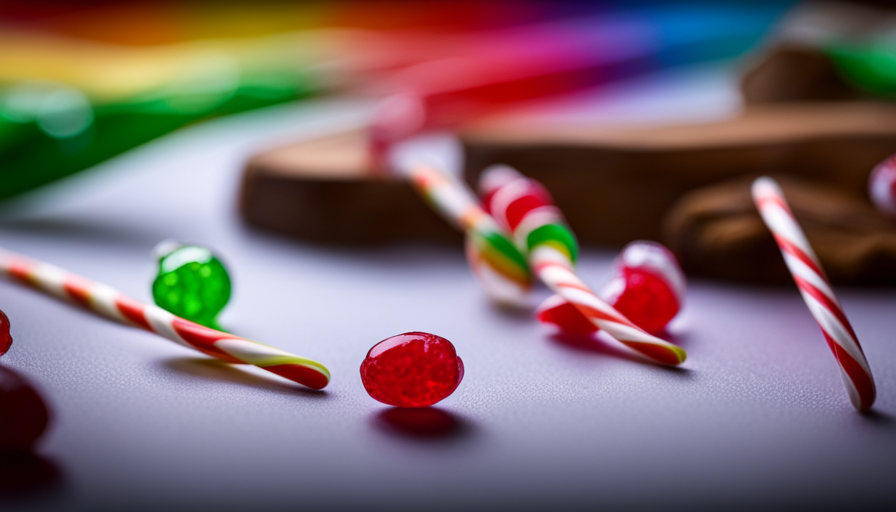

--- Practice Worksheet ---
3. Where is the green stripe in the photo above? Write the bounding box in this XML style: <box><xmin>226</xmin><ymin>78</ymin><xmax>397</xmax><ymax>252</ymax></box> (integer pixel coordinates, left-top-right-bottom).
<box><xmin>526</xmin><ymin>224</ymin><xmax>579</xmax><ymax>263</ymax></box>
<box><xmin>472</xmin><ymin>230</ymin><xmax>530</xmax><ymax>282</ymax></box>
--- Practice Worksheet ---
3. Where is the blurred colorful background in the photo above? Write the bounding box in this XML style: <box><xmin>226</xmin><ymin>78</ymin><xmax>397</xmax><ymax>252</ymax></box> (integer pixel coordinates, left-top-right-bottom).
<box><xmin>1</xmin><ymin>1</ymin><xmax>799</xmax><ymax>199</ymax></box>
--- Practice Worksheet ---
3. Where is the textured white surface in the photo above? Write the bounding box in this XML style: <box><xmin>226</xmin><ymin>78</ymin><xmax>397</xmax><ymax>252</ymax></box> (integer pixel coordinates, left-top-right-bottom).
<box><xmin>1</xmin><ymin>67</ymin><xmax>895</xmax><ymax>510</ymax></box>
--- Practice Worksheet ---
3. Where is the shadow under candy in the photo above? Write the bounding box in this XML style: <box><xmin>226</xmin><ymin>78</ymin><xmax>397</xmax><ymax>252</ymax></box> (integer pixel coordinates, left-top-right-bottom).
<box><xmin>857</xmin><ymin>409</ymin><xmax>896</xmax><ymax>429</ymax></box>
<box><xmin>0</xmin><ymin>451</ymin><xmax>65</xmax><ymax>501</ymax></box>
<box><xmin>373</xmin><ymin>407</ymin><xmax>477</xmax><ymax>443</ymax></box>
<box><xmin>549</xmin><ymin>331</ymin><xmax>695</xmax><ymax>375</ymax></box>
<box><xmin>159</xmin><ymin>357</ymin><xmax>330</xmax><ymax>398</ymax></box>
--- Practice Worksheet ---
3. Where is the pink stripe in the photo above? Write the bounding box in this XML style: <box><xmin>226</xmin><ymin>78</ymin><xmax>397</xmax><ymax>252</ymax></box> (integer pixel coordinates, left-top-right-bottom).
<box><xmin>757</xmin><ymin>194</ymin><xmax>793</xmax><ymax>216</ymax></box>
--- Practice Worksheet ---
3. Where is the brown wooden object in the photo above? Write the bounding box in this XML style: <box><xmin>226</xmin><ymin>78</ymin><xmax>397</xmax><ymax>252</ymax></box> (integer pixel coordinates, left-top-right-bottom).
<box><xmin>662</xmin><ymin>175</ymin><xmax>896</xmax><ymax>285</ymax></box>
<box><xmin>240</xmin><ymin>103</ymin><xmax>896</xmax><ymax>254</ymax></box>
<box><xmin>239</xmin><ymin>130</ymin><xmax>460</xmax><ymax>245</ymax></box>
<box><xmin>740</xmin><ymin>45</ymin><xmax>861</xmax><ymax>104</ymax></box>
<box><xmin>461</xmin><ymin>102</ymin><xmax>896</xmax><ymax>247</ymax></box>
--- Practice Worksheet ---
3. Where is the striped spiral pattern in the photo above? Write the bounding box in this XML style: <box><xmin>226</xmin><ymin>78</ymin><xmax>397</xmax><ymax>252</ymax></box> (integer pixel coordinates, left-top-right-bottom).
<box><xmin>752</xmin><ymin>177</ymin><xmax>876</xmax><ymax>411</ymax></box>
<box><xmin>0</xmin><ymin>248</ymin><xmax>330</xmax><ymax>390</ymax></box>
<box><xmin>480</xmin><ymin>165</ymin><xmax>686</xmax><ymax>365</ymax></box>
<box><xmin>406</xmin><ymin>164</ymin><xmax>531</xmax><ymax>306</ymax></box>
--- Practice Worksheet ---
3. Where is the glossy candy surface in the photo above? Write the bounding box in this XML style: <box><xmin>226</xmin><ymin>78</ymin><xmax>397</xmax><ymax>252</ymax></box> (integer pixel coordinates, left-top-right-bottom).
<box><xmin>360</xmin><ymin>332</ymin><xmax>464</xmax><ymax>408</ymax></box>
<box><xmin>537</xmin><ymin>241</ymin><xmax>685</xmax><ymax>336</ymax></box>
<box><xmin>603</xmin><ymin>269</ymin><xmax>680</xmax><ymax>335</ymax></box>
<box><xmin>869</xmin><ymin>153</ymin><xmax>896</xmax><ymax>218</ymax></box>
<box><xmin>152</xmin><ymin>243</ymin><xmax>231</xmax><ymax>330</ymax></box>
<box><xmin>0</xmin><ymin>310</ymin><xmax>11</xmax><ymax>357</ymax></box>
<box><xmin>0</xmin><ymin>366</ymin><xmax>50</xmax><ymax>452</ymax></box>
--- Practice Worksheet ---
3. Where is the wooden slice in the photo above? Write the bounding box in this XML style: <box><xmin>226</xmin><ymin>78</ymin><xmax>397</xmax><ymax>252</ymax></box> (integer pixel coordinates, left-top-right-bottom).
<box><xmin>239</xmin><ymin>129</ymin><xmax>460</xmax><ymax>245</ymax></box>
<box><xmin>240</xmin><ymin>102</ymin><xmax>896</xmax><ymax>251</ymax></box>
<box><xmin>461</xmin><ymin>102</ymin><xmax>896</xmax><ymax>246</ymax></box>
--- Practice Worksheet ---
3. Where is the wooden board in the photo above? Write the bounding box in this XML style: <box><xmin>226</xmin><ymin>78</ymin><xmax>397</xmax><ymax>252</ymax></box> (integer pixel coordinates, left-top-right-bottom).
<box><xmin>241</xmin><ymin>102</ymin><xmax>896</xmax><ymax>249</ymax></box>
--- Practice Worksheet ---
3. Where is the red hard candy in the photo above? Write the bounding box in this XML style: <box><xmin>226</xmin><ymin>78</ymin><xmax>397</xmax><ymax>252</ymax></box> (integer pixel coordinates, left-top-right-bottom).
<box><xmin>869</xmin><ymin>153</ymin><xmax>896</xmax><ymax>217</ymax></box>
<box><xmin>0</xmin><ymin>366</ymin><xmax>50</xmax><ymax>452</ymax></box>
<box><xmin>0</xmin><ymin>310</ymin><xmax>11</xmax><ymax>357</ymax></box>
<box><xmin>604</xmin><ymin>269</ymin><xmax>680</xmax><ymax>335</ymax></box>
<box><xmin>360</xmin><ymin>332</ymin><xmax>464</xmax><ymax>408</ymax></box>
<box><xmin>537</xmin><ymin>241</ymin><xmax>685</xmax><ymax>337</ymax></box>
<box><xmin>536</xmin><ymin>294</ymin><xmax>598</xmax><ymax>337</ymax></box>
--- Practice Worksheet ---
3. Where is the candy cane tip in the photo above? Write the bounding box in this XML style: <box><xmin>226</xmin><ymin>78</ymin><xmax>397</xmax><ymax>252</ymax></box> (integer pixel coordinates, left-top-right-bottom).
<box><xmin>751</xmin><ymin>176</ymin><xmax>781</xmax><ymax>200</ymax></box>
<box><xmin>627</xmin><ymin>341</ymin><xmax>687</xmax><ymax>366</ymax></box>
<box><xmin>480</xmin><ymin>164</ymin><xmax>523</xmax><ymax>195</ymax></box>
<box><xmin>665</xmin><ymin>345</ymin><xmax>687</xmax><ymax>366</ymax></box>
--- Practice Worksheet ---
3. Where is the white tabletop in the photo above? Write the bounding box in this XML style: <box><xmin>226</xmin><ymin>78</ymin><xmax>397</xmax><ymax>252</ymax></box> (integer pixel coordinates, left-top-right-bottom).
<box><xmin>2</xmin><ymin>64</ymin><xmax>895</xmax><ymax>510</ymax></box>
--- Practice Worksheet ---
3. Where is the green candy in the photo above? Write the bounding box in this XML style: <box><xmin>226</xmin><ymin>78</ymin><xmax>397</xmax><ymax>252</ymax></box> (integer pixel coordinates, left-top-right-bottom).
<box><xmin>0</xmin><ymin>69</ymin><xmax>318</xmax><ymax>202</ymax></box>
<box><xmin>827</xmin><ymin>43</ymin><xmax>896</xmax><ymax>97</ymax></box>
<box><xmin>152</xmin><ymin>242</ymin><xmax>231</xmax><ymax>330</ymax></box>
<box><xmin>526</xmin><ymin>223</ymin><xmax>579</xmax><ymax>263</ymax></box>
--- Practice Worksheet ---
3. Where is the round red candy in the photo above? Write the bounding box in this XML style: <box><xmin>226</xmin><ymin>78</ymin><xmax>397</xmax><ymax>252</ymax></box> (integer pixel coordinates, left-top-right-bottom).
<box><xmin>0</xmin><ymin>309</ymin><xmax>11</xmax><ymax>357</ymax></box>
<box><xmin>0</xmin><ymin>366</ymin><xmax>51</xmax><ymax>452</ymax></box>
<box><xmin>869</xmin><ymin>153</ymin><xmax>896</xmax><ymax>217</ymax></box>
<box><xmin>360</xmin><ymin>332</ymin><xmax>464</xmax><ymax>408</ymax></box>
<box><xmin>536</xmin><ymin>294</ymin><xmax>598</xmax><ymax>337</ymax></box>
<box><xmin>606</xmin><ymin>268</ymin><xmax>680</xmax><ymax>335</ymax></box>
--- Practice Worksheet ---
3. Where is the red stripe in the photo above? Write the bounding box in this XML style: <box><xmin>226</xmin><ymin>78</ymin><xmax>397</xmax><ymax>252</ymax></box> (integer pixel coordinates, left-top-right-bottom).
<box><xmin>63</xmin><ymin>275</ymin><xmax>93</xmax><ymax>308</ymax></box>
<box><xmin>822</xmin><ymin>331</ymin><xmax>875</xmax><ymax>410</ymax></box>
<box><xmin>794</xmin><ymin>276</ymin><xmax>859</xmax><ymax>344</ymax></box>
<box><xmin>506</xmin><ymin>193</ymin><xmax>550</xmax><ymax>231</ymax></box>
<box><xmin>555</xmin><ymin>281</ymin><xmax>590</xmax><ymax>293</ymax></box>
<box><xmin>575</xmin><ymin>303</ymin><xmax>628</xmax><ymax>326</ymax></box>
<box><xmin>774</xmin><ymin>235</ymin><xmax>825</xmax><ymax>280</ymax></box>
<box><xmin>115</xmin><ymin>296</ymin><xmax>153</xmax><ymax>331</ymax></box>
<box><xmin>263</xmin><ymin>364</ymin><xmax>329</xmax><ymax>390</ymax></box>
<box><xmin>7</xmin><ymin>259</ymin><xmax>34</xmax><ymax>285</ymax></box>
<box><xmin>171</xmin><ymin>318</ymin><xmax>244</xmax><ymax>364</ymax></box>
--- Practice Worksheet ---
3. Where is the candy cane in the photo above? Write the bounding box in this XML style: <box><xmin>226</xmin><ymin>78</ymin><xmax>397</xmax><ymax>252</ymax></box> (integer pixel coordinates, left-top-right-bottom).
<box><xmin>481</xmin><ymin>166</ymin><xmax>687</xmax><ymax>364</ymax></box>
<box><xmin>0</xmin><ymin>248</ymin><xmax>330</xmax><ymax>390</ymax></box>
<box><xmin>752</xmin><ymin>177</ymin><xmax>876</xmax><ymax>411</ymax></box>
<box><xmin>480</xmin><ymin>165</ymin><xmax>686</xmax><ymax>366</ymax></box>
<box><xmin>404</xmin><ymin>164</ymin><xmax>531</xmax><ymax>306</ymax></box>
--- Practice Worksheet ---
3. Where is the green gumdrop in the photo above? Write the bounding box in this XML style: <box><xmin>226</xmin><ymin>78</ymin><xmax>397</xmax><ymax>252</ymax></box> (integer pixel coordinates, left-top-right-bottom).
<box><xmin>152</xmin><ymin>244</ymin><xmax>231</xmax><ymax>330</ymax></box>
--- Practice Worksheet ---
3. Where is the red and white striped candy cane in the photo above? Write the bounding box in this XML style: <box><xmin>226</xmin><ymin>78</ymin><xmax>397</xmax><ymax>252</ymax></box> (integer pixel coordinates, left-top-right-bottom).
<box><xmin>0</xmin><ymin>248</ymin><xmax>330</xmax><ymax>390</ymax></box>
<box><xmin>404</xmin><ymin>164</ymin><xmax>532</xmax><ymax>307</ymax></box>
<box><xmin>481</xmin><ymin>166</ymin><xmax>687</xmax><ymax>366</ymax></box>
<box><xmin>752</xmin><ymin>177</ymin><xmax>876</xmax><ymax>411</ymax></box>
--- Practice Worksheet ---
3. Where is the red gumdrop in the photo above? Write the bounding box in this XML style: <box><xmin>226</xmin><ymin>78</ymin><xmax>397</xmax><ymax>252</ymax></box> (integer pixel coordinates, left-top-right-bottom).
<box><xmin>536</xmin><ymin>295</ymin><xmax>598</xmax><ymax>337</ymax></box>
<box><xmin>537</xmin><ymin>270</ymin><xmax>680</xmax><ymax>337</ymax></box>
<box><xmin>869</xmin><ymin>153</ymin><xmax>896</xmax><ymax>217</ymax></box>
<box><xmin>609</xmin><ymin>268</ymin><xmax>680</xmax><ymax>335</ymax></box>
<box><xmin>360</xmin><ymin>332</ymin><xmax>464</xmax><ymax>408</ymax></box>
<box><xmin>0</xmin><ymin>366</ymin><xmax>51</xmax><ymax>452</ymax></box>
<box><xmin>0</xmin><ymin>310</ymin><xmax>11</xmax><ymax>357</ymax></box>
